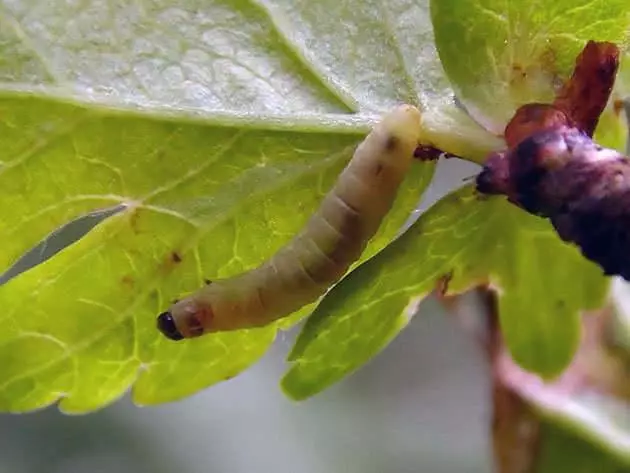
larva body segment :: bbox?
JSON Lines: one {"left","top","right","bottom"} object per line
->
{"left": 157, "top": 105, "right": 422, "bottom": 340}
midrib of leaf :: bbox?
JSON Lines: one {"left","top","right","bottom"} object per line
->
{"left": 0, "top": 88, "right": 497, "bottom": 172}
{"left": 377, "top": 0, "right": 420, "bottom": 106}
{"left": 0, "top": 86, "right": 377, "bottom": 130}
{"left": 0, "top": 139, "right": 360, "bottom": 397}
{"left": 0, "top": 5, "right": 61, "bottom": 83}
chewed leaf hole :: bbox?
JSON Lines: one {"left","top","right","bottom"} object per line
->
{"left": 0, "top": 205, "right": 123, "bottom": 285}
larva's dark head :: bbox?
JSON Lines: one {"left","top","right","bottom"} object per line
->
{"left": 157, "top": 299, "right": 211, "bottom": 340}
{"left": 157, "top": 312, "right": 184, "bottom": 341}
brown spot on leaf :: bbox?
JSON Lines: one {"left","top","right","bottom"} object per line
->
{"left": 121, "top": 275, "right": 134, "bottom": 288}
{"left": 435, "top": 271, "right": 454, "bottom": 298}
{"left": 128, "top": 209, "right": 141, "bottom": 234}
{"left": 435, "top": 271, "right": 463, "bottom": 312}
{"left": 509, "top": 63, "right": 528, "bottom": 86}
{"left": 159, "top": 250, "right": 184, "bottom": 274}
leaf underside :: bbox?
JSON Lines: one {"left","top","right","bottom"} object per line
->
{"left": 0, "top": 0, "right": 628, "bottom": 415}
{"left": 284, "top": 0, "right": 630, "bottom": 400}
{"left": 282, "top": 186, "right": 609, "bottom": 400}
{"left": 431, "top": 0, "right": 630, "bottom": 134}
{"left": 0, "top": 0, "right": 450, "bottom": 412}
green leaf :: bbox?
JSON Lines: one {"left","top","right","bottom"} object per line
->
{"left": 0, "top": 93, "right": 434, "bottom": 413}
{"left": 593, "top": 100, "right": 628, "bottom": 152}
{"left": 430, "top": 0, "right": 630, "bottom": 134}
{"left": 536, "top": 421, "right": 629, "bottom": 472}
{"left": 527, "top": 386, "right": 630, "bottom": 469}
{"left": 282, "top": 186, "right": 609, "bottom": 400}
{"left": 0, "top": 0, "right": 455, "bottom": 412}
{"left": 617, "top": 47, "right": 630, "bottom": 98}
{"left": 540, "top": 394, "right": 630, "bottom": 467}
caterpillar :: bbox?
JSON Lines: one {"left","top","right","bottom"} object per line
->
{"left": 157, "top": 104, "right": 422, "bottom": 340}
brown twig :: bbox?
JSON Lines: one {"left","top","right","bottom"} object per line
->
{"left": 475, "top": 41, "right": 630, "bottom": 281}
{"left": 455, "top": 40, "right": 625, "bottom": 472}
{"left": 479, "top": 287, "right": 541, "bottom": 473}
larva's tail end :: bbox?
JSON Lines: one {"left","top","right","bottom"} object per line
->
{"left": 378, "top": 104, "right": 422, "bottom": 148}
{"left": 157, "top": 311, "right": 185, "bottom": 341}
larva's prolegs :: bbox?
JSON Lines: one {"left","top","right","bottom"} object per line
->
{"left": 157, "top": 104, "right": 422, "bottom": 340}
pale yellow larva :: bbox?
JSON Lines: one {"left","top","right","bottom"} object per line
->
{"left": 157, "top": 104, "right": 422, "bottom": 340}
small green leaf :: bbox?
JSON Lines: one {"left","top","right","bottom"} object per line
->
{"left": 430, "top": 0, "right": 630, "bottom": 133}
{"left": 282, "top": 186, "right": 609, "bottom": 400}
